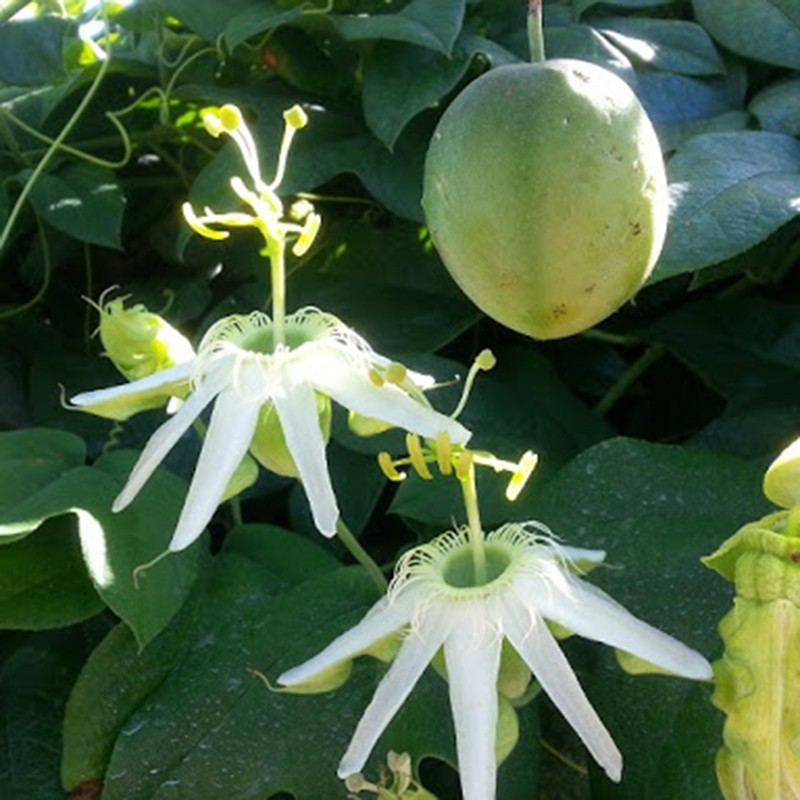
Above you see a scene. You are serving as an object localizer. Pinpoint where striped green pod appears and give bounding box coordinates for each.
[703,513,800,800]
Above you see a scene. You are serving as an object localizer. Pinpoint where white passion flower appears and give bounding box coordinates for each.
[279,523,712,800]
[70,307,470,550]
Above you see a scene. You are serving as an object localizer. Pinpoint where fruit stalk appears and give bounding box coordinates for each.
[528,0,545,63]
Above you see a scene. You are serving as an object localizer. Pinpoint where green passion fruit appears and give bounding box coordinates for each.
[422,59,668,340]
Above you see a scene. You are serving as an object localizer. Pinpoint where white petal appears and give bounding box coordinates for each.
[272,369,339,536]
[299,347,471,445]
[278,591,417,687]
[70,362,194,407]
[518,569,712,681]
[503,598,622,782]
[444,600,502,800]
[168,385,261,551]
[338,602,452,778]
[112,366,228,512]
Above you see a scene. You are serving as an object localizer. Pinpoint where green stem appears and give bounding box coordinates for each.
[460,463,487,585]
[0,26,111,257]
[269,241,286,342]
[594,344,665,417]
[527,0,546,63]
[581,328,641,348]
[335,519,388,592]
[0,0,30,26]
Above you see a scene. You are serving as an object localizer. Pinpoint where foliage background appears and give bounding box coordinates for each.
[0,0,799,797]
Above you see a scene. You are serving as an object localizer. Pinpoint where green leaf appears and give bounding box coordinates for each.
[523,438,769,797]
[636,72,734,126]
[693,0,800,70]
[0,18,69,86]
[151,0,261,41]
[652,132,800,282]
[26,163,126,249]
[1,627,106,800]
[223,2,304,50]
[0,428,86,520]
[647,297,800,406]
[0,516,103,630]
[363,36,519,150]
[222,522,340,583]
[597,18,724,76]
[0,448,199,649]
[750,78,800,137]
[331,0,465,54]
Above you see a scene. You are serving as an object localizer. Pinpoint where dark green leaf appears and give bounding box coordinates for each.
[693,0,800,70]
[0,516,103,630]
[598,18,724,75]
[26,163,126,249]
[150,0,261,41]
[1,628,105,800]
[331,0,465,54]
[652,132,800,281]
[647,296,800,406]
[635,72,734,125]
[363,36,518,150]
[0,18,69,86]
[749,78,800,137]
[575,0,680,14]
[223,2,304,50]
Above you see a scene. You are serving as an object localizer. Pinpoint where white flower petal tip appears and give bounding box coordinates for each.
[281,521,713,797]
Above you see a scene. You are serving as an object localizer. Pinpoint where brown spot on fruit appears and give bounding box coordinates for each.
[70,781,104,800]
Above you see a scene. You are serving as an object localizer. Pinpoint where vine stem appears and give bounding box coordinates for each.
[594,344,665,417]
[527,0,546,63]
[0,0,30,26]
[0,8,111,257]
[336,519,388,592]
[460,462,487,585]
[269,240,286,342]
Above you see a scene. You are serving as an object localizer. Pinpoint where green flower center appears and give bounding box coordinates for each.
[442,543,512,588]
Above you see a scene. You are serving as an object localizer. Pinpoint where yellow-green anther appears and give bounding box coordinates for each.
[378,452,406,482]
[292,212,321,257]
[704,516,800,799]
[368,369,384,387]
[220,104,243,131]
[436,430,452,475]
[476,348,496,371]
[182,202,230,241]
[455,450,474,481]
[385,362,407,385]
[506,450,539,501]
[406,433,433,480]
[284,104,308,130]
[200,106,225,137]
[290,199,315,221]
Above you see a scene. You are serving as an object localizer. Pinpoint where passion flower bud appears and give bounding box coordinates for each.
[703,515,800,800]
[96,294,194,382]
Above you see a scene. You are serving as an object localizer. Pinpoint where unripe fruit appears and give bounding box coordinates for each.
[423,60,668,340]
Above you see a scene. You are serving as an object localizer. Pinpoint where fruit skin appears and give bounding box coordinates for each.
[423,59,668,340]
